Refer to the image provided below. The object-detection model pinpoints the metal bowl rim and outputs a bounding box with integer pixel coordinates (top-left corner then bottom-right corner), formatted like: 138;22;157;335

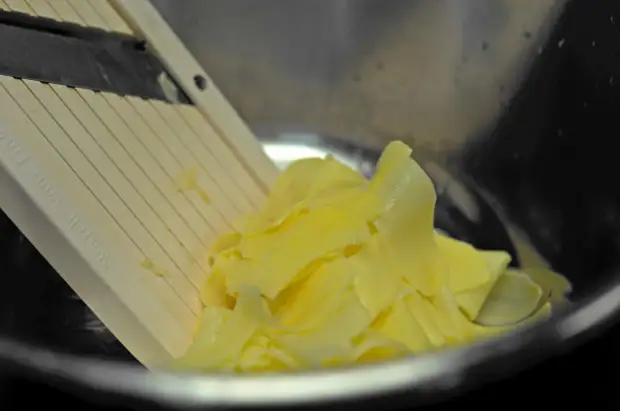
0;266;618;408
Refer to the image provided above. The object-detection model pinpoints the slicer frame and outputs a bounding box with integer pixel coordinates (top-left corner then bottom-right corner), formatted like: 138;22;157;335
0;0;277;367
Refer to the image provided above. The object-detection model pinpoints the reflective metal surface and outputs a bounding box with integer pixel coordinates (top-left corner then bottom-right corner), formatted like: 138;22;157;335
152;0;565;157
260;132;378;175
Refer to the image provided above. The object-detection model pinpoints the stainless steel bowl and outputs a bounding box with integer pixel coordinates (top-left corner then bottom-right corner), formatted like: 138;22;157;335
3;0;620;409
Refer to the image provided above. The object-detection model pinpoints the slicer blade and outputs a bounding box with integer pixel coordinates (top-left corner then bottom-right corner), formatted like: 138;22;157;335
0;0;277;367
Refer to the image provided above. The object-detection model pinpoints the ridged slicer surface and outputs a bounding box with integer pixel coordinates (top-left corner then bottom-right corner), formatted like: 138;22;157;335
0;0;276;367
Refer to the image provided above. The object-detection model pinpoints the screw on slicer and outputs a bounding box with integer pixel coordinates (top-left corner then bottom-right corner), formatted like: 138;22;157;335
193;74;207;90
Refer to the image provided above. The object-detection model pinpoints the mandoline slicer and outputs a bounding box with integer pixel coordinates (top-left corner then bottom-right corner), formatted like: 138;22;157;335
0;0;278;368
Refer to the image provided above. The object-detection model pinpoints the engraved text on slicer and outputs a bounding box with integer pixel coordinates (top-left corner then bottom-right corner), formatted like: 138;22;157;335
0;128;109;269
